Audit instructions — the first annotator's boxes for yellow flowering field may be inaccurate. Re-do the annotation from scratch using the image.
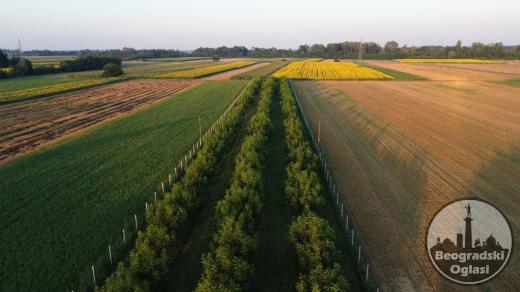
[398,59,503,64]
[0,79,118,103]
[272,59,392,80]
[155,60,256,78]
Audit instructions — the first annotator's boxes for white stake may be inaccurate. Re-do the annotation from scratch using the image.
[358,245,361,266]
[108,245,112,264]
[123,228,126,243]
[145,202,148,212]
[174,167,177,177]
[346,215,349,231]
[168,174,171,185]
[154,192,157,203]
[161,182,165,194]
[134,214,138,230]
[91,265,96,284]
[351,229,355,245]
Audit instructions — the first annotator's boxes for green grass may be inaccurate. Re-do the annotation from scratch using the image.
[360,62,427,80]
[232,61,291,79]
[0,80,247,291]
[494,78,520,87]
[250,83,299,291]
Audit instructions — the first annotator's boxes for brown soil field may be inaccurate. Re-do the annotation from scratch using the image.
[364,60,520,81]
[201,62,271,80]
[0,79,200,162]
[294,80,520,291]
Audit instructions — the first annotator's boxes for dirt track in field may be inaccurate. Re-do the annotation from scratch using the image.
[294,79,520,291]
[201,62,270,80]
[0,79,200,162]
[365,60,520,81]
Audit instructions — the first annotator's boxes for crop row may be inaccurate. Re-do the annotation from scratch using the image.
[195,78,274,291]
[272,59,391,80]
[280,78,349,291]
[97,78,262,291]
[0,78,122,104]
[155,61,256,78]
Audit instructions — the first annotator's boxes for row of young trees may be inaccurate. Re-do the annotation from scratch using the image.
[196,78,274,291]
[97,79,262,291]
[280,78,349,291]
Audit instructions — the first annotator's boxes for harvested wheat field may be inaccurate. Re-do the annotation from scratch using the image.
[201,62,270,80]
[364,60,518,81]
[294,80,520,291]
[0,79,200,161]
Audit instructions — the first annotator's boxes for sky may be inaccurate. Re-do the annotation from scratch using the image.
[2,0,519,50]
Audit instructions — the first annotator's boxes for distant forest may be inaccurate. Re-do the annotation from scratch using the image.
[3,40,520,60]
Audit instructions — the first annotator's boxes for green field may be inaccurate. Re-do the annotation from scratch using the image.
[0,80,247,291]
[0,59,225,104]
[26,55,77,67]
[495,78,520,87]
[122,59,223,76]
[358,62,427,80]
[232,60,291,79]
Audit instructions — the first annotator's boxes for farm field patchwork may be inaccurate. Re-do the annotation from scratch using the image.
[122,58,231,77]
[293,80,520,291]
[0,59,238,104]
[155,60,256,78]
[232,60,291,79]
[0,79,201,161]
[0,80,247,291]
[201,62,271,80]
[272,59,392,80]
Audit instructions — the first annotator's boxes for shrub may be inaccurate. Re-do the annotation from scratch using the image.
[102,63,124,77]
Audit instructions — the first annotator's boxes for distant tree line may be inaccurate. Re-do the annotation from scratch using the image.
[192,41,520,59]
[3,40,519,62]
[0,50,121,79]
[78,47,188,60]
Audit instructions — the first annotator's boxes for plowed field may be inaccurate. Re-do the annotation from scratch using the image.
[364,60,520,81]
[294,79,520,291]
[0,79,200,161]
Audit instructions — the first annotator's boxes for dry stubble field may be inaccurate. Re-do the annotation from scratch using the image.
[0,79,200,161]
[364,60,520,81]
[294,64,520,291]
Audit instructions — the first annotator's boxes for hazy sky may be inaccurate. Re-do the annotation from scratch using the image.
[2,0,518,50]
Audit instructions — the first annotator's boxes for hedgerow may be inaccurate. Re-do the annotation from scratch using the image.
[196,78,274,292]
[97,78,262,291]
[280,77,349,291]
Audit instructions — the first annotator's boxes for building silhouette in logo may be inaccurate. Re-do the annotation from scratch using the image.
[429,203,510,282]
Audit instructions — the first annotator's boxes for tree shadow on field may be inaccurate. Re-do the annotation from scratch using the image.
[456,146,520,292]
